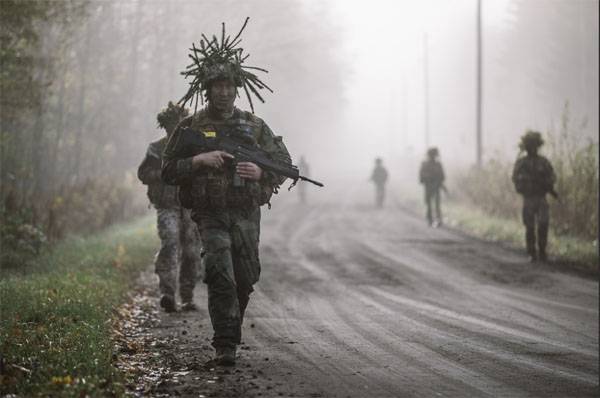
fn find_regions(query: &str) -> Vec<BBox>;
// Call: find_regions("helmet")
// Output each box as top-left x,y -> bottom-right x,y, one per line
519,130 -> 544,151
427,147 -> 439,158
157,101 -> 189,130
179,17 -> 271,113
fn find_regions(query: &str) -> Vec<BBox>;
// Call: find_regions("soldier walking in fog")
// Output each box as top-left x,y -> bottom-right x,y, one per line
419,147 -> 445,227
512,131 -> 557,262
370,158 -> 388,208
137,102 -> 202,313
162,19 -> 292,366
298,156 -> 309,204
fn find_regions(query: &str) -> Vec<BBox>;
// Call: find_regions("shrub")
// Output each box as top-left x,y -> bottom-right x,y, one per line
1,173 -> 148,270
456,105 -> 598,241
0,209 -> 48,269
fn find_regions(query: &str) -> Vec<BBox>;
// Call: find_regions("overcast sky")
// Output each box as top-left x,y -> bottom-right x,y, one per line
304,0 -> 599,177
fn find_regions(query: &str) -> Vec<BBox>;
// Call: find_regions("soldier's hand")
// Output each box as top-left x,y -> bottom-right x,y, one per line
236,162 -> 263,181
192,151 -> 234,169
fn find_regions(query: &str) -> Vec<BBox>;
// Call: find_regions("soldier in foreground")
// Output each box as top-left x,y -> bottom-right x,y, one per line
162,19 -> 292,366
419,147 -> 445,227
512,131 -> 557,262
137,102 -> 202,312
370,157 -> 388,208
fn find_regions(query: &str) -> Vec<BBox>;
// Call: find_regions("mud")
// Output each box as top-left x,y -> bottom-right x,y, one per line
114,186 -> 598,397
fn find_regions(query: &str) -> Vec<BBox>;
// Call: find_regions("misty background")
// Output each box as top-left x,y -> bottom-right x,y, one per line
1,0 -> 598,238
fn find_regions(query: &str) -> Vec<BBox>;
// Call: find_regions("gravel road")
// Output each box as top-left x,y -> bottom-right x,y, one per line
122,187 -> 598,397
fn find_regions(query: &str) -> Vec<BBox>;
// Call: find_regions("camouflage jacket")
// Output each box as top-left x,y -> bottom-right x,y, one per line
419,159 -> 445,188
512,154 -> 555,197
137,137 -> 179,208
162,107 -> 291,210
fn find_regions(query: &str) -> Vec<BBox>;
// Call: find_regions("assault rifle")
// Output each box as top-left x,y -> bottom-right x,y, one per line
175,127 -> 324,188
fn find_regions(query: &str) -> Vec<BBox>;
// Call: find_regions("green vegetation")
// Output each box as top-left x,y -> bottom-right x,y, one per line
444,202 -> 598,271
456,105 -> 598,241
445,105 -> 598,270
0,215 -> 158,397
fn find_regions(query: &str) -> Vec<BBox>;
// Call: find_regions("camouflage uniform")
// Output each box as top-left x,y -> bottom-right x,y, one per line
419,152 -> 445,225
138,137 -> 202,305
512,149 -> 556,261
370,159 -> 388,208
162,107 -> 290,349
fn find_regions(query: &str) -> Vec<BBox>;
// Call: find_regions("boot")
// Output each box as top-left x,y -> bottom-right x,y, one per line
215,346 -> 236,366
160,294 -> 176,313
181,301 -> 198,311
180,291 -> 196,311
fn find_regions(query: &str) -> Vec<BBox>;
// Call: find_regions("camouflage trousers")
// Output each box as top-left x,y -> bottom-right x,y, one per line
522,195 -> 550,255
425,186 -> 441,224
192,207 -> 261,349
155,207 -> 203,302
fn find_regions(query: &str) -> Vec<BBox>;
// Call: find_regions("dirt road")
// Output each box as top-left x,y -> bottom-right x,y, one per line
121,187 -> 598,397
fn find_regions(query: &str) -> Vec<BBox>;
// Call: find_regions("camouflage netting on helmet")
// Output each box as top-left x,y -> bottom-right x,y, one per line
157,101 -> 189,129
519,130 -> 544,151
179,17 -> 272,113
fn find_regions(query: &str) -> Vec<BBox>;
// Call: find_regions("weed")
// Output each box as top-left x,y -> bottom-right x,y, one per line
0,216 -> 158,397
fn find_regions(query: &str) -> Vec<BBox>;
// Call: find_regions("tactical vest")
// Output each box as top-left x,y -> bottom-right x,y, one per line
179,109 -> 273,210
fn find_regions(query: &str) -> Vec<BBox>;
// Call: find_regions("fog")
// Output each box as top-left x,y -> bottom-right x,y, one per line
3,0 -> 598,202
144,0 -> 599,182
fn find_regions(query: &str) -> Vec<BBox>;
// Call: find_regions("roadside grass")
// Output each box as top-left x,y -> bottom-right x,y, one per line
0,214 -> 158,397
443,201 -> 599,272
396,184 -> 598,273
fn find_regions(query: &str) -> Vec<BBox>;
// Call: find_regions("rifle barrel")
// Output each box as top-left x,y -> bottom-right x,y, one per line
300,176 -> 324,187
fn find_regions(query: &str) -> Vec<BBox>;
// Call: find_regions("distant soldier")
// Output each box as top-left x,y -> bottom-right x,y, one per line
370,157 -> 388,208
298,156 -> 310,204
137,102 -> 202,312
512,130 -> 557,262
419,147 -> 445,226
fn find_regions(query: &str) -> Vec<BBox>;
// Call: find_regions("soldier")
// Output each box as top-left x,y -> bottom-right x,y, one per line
162,19 -> 291,366
512,130 -> 557,262
370,157 -> 388,208
297,156 -> 309,204
137,102 -> 202,312
419,147 -> 445,226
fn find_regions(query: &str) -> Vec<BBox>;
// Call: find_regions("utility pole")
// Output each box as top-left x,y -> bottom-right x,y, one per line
476,0 -> 483,166
423,33 -> 430,150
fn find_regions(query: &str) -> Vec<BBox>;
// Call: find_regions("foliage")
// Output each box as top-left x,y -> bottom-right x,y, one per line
455,105 -> 598,241
445,203 -> 598,270
0,0 -> 344,247
0,209 -> 48,269
40,173 -> 147,241
1,174 -> 147,271
0,216 -> 158,397
545,105 -> 599,239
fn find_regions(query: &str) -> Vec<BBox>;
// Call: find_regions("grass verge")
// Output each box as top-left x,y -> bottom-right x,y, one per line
0,214 -> 158,397
443,201 -> 598,272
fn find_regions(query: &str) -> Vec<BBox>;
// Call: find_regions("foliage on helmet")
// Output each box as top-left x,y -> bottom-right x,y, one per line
156,101 -> 189,129
519,130 -> 544,151
178,17 -> 272,113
